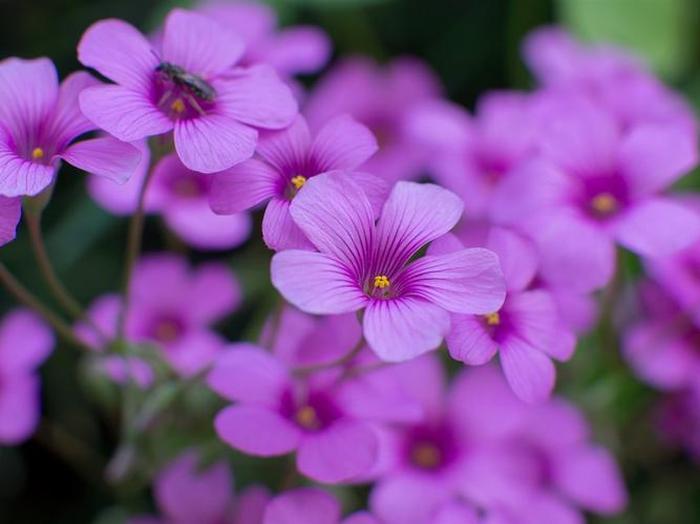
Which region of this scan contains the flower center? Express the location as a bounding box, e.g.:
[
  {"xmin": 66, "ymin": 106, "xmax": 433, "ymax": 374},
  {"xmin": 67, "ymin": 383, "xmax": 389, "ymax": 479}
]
[
  {"xmin": 153, "ymin": 319, "xmax": 181, "ymax": 343},
  {"xmin": 374, "ymin": 275, "xmax": 390, "ymax": 289},
  {"xmin": 484, "ymin": 312, "xmax": 500, "ymax": 326},
  {"xmin": 411, "ymin": 442, "xmax": 443, "ymax": 470},
  {"xmin": 171, "ymin": 98, "xmax": 186, "ymax": 114},
  {"xmin": 291, "ymin": 175, "xmax": 307, "ymax": 190},
  {"xmin": 295, "ymin": 405, "xmax": 321, "ymax": 430},
  {"xmin": 31, "ymin": 147, "xmax": 44, "ymax": 160},
  {"xmin": 590, "ymin": 192, "xmax": 618, "ymax": 216},
  {"xmin": 173, "ymin": 177, "xmax": 203, "ymax": 198}
]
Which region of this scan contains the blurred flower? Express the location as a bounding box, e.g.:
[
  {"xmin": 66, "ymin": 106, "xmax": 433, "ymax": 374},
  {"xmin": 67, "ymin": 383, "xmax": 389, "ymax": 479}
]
[
  {"xmin": 305, "ymin": 57, "xmax": 441, "ymax": 183},
  {"xmin": 656, "ymin": 387, "xmax": 700, "ymax": 463},
  {"xmin": 0, "ymin": 58, "xmax": 142, "ymax": 197},
  {"xmin": 131, "ymin": 449, "xmax": 270, "ymax": 524},
  {"xmin": 209, "ymin": 114, "xmax": 381, "ymax": 251},
  {"xmin": 0, "ymin": 196, "xmax": 21, "ymax": 247},
  {"xmin": 77, "ymin": 8, "xmax": 297, "ymax": 173},
  {"xmin": 271, "ymin": 173, "xmax": 506, "ymax": 361},
  {"xmin": 0, "ymin": 309, "xmax": 54, "ymax": 444},
  {"xmin": 208, "ymin": 344, "xmax": 420, "ymax": 484},
  {"xmin": 77, "ymin": 254, "xmax": 241, "ymax": 378}
]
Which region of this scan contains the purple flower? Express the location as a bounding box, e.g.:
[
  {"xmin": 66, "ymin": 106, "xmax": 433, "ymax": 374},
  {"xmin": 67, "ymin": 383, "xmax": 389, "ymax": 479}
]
[
  {"xmin": 263, "ymin": 488, "xmax": 341, "ymax": 524},
  {"xmin": 91, "ymin": 152, "xmax": 251, "ymax": 250},
  {"xmin": 0, "ymin": 196, "xmax": 21, "ymax": 247},
  {"xmin": 523, "ymin": 26, "xmax": 696, "ymax": 134},
  {"xmin": 656, "ymin": 387, "xmax": 700, "ymax": 463},
  {"xmin": 305, "ymin": 57, "xmax": 441, "ymax": 183},
  {"xmin": 209, "ymin": 345, "xmax": 419, "ymax": 484},
  {"xmin": 0, "ymin": 309, "xmax": 54, "ymax": 444},
  {"xmin": 77, "ymin": 8, "xmax": 297, "ymax": 173},
  {"xmin": 78, "ymin": 254, "xmax": 241, "ymax": 377},
  {"xmin": 0, "ymin": 57, "xmax": 142, "ymax": 197},
  {"xmin": 271, "ymin": 173, "xmax": 506, "ymax": 361},
  {"xmin": 435, "ymin": 227, "xmax": 575, "ymax": 402},
  {"xmin": 131, "ymin": 449, "xmax": 270, "ymax": 524},
  {"xmin": 492, "ymin": 97, "xmax": 700, "ymax": 292},
  {"xmin": 197, "ymin": 0, "xmax": 331, "ymax": 77},
  {"xmin": 210, "ymin": 114, "xmax": 382, "ymax": 250}
]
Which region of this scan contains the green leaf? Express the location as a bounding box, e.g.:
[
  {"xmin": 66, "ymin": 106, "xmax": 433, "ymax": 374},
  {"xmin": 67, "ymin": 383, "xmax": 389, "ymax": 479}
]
[{"xmin": 558, "ymin": 0, "xmax": 697, "ymax": 80}]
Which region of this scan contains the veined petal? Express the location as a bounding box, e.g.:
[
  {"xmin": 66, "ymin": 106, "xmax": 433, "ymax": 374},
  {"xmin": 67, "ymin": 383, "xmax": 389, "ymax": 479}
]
[
  {"xmin": 271, "ymin": 250, "xmax": 367, "ymax": 314},
  {"xmin": 162, "ymin": 8, "xmax": 244, "ymax": 77},
  {"xmin": 45, "ymin": 71, "xmax": 100, "ymax": 146},
  {"xmin": 209, "ymin": 158, "xmax": 279, "ymax": 214},
  {"xmin": 0, "ymin": 132, "xmax": 55, "ymax": 197},
  {"xmin": 60, "ymin": 136, "xmax": 142, "ymax": 183},
  {"xmin": 499, "ymin": 336, "xmax": 555, "ymax": 403},
  {"xmin": 309, "ymin": 114, "xmax": 378, "ymax": 172},
  {"xmin": 262, "ymin": 197, "xmax": 315, "ymax": 251},
  {"xmin": 363, "ymin": 297, "xmax": 449, "ymax": 362},
  {"xmin": 398, "ymin": 248, "xmax": 506, "ymax": 314},
  {"xmin": 77, "ymin": 19, "xmax": 157, "ymax": 90},
  {"xmin": 255, "ymin": 116, "xmax": 311, "ymax": 173},
  {"xmin": 374, "ymin": 182, "xmax": 463, "ymax": 275},
  {"xmin": 446, "ymin": 314, "xmax": 498, "ymax": 365},
  {"xmin": 0, "ymin": 196, "xmax": 21, "ymax": 246},
  {"xmin": 289, "ymin": 172, "xmax": 375, "ymax": 276}
]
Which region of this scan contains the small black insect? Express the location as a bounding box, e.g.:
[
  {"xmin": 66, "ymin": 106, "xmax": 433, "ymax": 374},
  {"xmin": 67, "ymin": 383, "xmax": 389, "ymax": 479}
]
[{"xmin": 155, "ymin": 62, "xmax": 217, "ymax": 102}]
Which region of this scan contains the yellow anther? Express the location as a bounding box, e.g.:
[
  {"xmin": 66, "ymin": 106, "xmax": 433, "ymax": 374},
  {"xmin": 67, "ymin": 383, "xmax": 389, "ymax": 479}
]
[
  {"xmin": 171, "ymin": 98, "xmax": 186, "ymax": 114},
  {"xmin": 291, "ymin": 175, "xmax": 307, "ymax": 190},
  {"xmin": 411, "ymin": 443, "xmax": 442, "ymax": 469},
  {"xmin": 374, "ymin": 275, "xmax": 390, "ymax": 289},
  {"xmin": 591, "ymin": 192, "xmax": 617, "ymax": 215},
  {"xmin": 295, "ymin": 405, "xmax": 320, "ymax": 430},
  {"xmin": 31, "ymin": 147, "xmax": 44, "ymax": 160},
  {"xmin": 484, "ymin": 312, "xmax": 501, "ymax": 326}
]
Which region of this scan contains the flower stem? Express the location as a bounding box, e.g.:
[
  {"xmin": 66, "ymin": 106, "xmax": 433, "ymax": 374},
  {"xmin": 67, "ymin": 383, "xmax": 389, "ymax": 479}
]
[{"xmin": 0, "ymin": 262, "xmax": 92, "ymax": 351}]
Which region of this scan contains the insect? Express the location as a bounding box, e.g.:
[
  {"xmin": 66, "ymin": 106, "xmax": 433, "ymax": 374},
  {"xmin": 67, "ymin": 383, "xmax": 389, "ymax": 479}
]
[{"xmin": 155, "ymin": 62, "xmax": 217, "ymax": 101}]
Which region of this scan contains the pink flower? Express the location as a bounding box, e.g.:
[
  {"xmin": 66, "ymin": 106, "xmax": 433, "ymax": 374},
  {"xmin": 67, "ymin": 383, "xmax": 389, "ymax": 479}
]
[
  {"xmin": 197, "ymin": 0, "xmax": 331, "ymax": 77},
  {"xmin": 78, "ymin": 254, "xmax": 241, "ymax": 378},
  {"xmin": 209, "ymin": 114, "xmax": 381, "ymax": 250},
  {"xmin": 0, "ymin": 196, "xmax": 21, "ymax": 247},
  {"xmin": 492, "ymin": 96, "xmax": 700, "ymax": 292},
  {"xmin": 271, "ymin": 173, "xmax": 506, "ymax": 361},
  {"xmin": 131, "ymin": 450, "xmax": 270, "ymax": 524},
  {"xmin": 77, "ymin": 8, "xmax": 297, "ymax": 173},
  {"xmin": 91, "ymin": 152, "xmax": 251, "ymax": 251},
  {"xmin": 305, "ymin": 57, "xmax": 441, "ymax": 183},
  {"xmin": 434, "ymin": 228, "xmax": 575, "ymax": 402},
  {"xmin": 656, "ymin": 387, "xmax": 700, "ymax": 463},
  {"xmin": 209, "ymin": 345, "xmax": 420, "ymax": 484},
  {"xmin": 0, "ymin": 57, "xmax": 142, "ymax": 197},
  {"xmin": 0, "ymin": 309, "xmax": 54, "ymax": 444}
]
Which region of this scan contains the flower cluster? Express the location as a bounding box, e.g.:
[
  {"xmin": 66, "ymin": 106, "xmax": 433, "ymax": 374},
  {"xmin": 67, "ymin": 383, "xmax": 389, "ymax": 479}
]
[{"xmin": 1, "ymin": 3, "xmax": 699, "ymax": 523}]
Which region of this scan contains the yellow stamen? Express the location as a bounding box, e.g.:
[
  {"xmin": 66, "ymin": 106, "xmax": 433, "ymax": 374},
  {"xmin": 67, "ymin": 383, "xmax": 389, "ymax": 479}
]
[
  {"xmin": 31, "ymin": 147, "xmax": 44, "ymax": 160},
  {"xmin": 154, "ymin": 320, "xmax": 180, "ymax": 342},
  {"xmin": 291, "ymin": 175, "xmax": 307, "ymax": 190},
  {"xmin": 484, "ymin": 312, "xmax": 500, "ymax": 326},
  {"xmin": 591, "ymin": 192, "xmax": 617, "ymax": 215},
  {"xmin": 374, "ymin": 275, "xmax": 390, "ymax": 289},
  {"xmin": 411, "ymin": 443, "xmax": 442, "ymax": 469},
  {"xmin": 171, "ymin": 98, "xmax": 186, "ymax": 114},
  {"xmin": 295, "ymin": 405, "xmax": 320, "ymax": 430}
]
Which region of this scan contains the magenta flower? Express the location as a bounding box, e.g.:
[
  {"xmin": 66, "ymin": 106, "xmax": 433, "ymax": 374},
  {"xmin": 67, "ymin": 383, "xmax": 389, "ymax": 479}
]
[
  {"xmin": 271, "ymin": 173, "xmax": 506, "ymax": 361},
  {"xmin": 523, "ymin": 26, "xmax": 696, "ymax": 133},
  {"xmin": 435, "ymin": 227, "xmax": 575, "ymax": 402},
  {"xmin": 0, "ymin": 57, "xmax": 142, "ymax": 197},
  {"xmin": 77, "ymin": 8, "xmax": 297, "ymax": 173},
  {"xmin": 210, "ymin": 114, "xmax": 381, "ymax": 250},
  {"xmin": 209, "ymin": 345, "xmax": 420, "ymax": 484},
  {"xmin": 91, "ymin": 152, "xmax": 251, "ymax": 250},
  {"xmin": 492, "ymin": 97, "xmax": 700, "ymax": 292},
  {"xmin": 656, "ymin": 387, "xmax": 700, "ymax": 463},
  {"xmin": 197, "ymin": 0, "xmax": 331, "ymax": 77},
  {"xmin": 131, "ymin": 450, "xmax": 270, "ymax": 524},
  {"xmin": 305, "ymin": 57, "xmax": 441, "ymax": 182},
  {"xmin": 0, "ymin": 196, "xmax": 21, "ymax": 247},
  {"xmin": 0, "ymin": 309, "xmax": 54, "ymax": 444},
  {"xmin": 78, "ymin": 254, "xmax": 241, "ymax": 377}
]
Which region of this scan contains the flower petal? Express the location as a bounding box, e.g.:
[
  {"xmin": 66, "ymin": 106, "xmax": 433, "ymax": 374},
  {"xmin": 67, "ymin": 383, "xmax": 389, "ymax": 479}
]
[
  {"xmin": 255, "ymin": 115, "xmax": 311, "ymax": 173},
  {"xmin": 487, "ymin": 227, "xmax": 538, "ymax": 292},
  {"xmin": 0, "ymin": 309, "xmax": 53, "ymax": 372},
  {"xmin": 79, "ymin": 85, "xmax": 173, "ymax": 142},
  {"xmin": 615, "ymin": 197, "xmax": 700, "ymax": 257},
  {"xmin": 209, "ymin": 158, "xmax": 279, "ymax": 214},
  {"xmin": 446, "ymin": 314, "xmax": 498, "ymax": 365},
  {"xmin": 310, "ymin": 115, "xmax": 378, "ymax": 172},
  {"xmin": 214, "ymin": 405, "xmax": 300, "ymax": 456},
  {"xmin": 174, "ymin": 114, "xmax": 257, "ymax": 173},
  {"xmin": 45, "ymin": 71, "xmax": 100, "ymax": 145},
  {"xmin": 0, "ymin": 196, "xmax": 21, "ymax": 247},
  {"xmin": 271, "ymin": 250, "xmax": 367, "ymax": 314},
  {"xmin": 189, "ymin": 262, "xmax": 241, "ymax": 324},
  {"xmin": 219, "ymin": 65, "xmax": 297, "ymax": 129},
  {"xmin": 262, "ymin": 197, "xmax": 315, "ymax": 251},
  {"xmin": 265, "ymin": 26, "xmax": 331, "ymax": 75},
  {"xmin": 0, "ymin": 132, "xmax": 56, "ymax": 197},
  {"xmin": 499, "ymin": 336, "xmax": 555, "ymax": 403},
  {"xmin": 165, "ymin": 200, "xmax": 251, "ymax": 251},
  {"xmin": 363, "ymin": 297, "xmax": 449, "ymax": 362},
  {"xmin": 77, "ymin": 19, "xmax": 157, "ymax": 90},
  {"xmin": 0, "ymin": 375, "xmax": 40, "ymax": 444},
  {"xmin": 264, "ymin": 488, "xmax": 341, "ymax": 524},
  {"xmin": 370, "ymin": 475, "xmax": 450, "ymax": 524},
  {"xmin": 297, "ymin": 420, "xmax": 378, "ymax": 483},
  {"xmin": 60, "ymin": 136, "xmax": 142, "ymax": 183}
]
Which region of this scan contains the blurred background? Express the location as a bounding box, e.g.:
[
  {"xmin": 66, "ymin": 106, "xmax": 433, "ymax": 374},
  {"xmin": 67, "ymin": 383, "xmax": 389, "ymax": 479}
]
[{"xmin": 1, "ymin": 0, "xmax": 700, "ymax": 522}]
